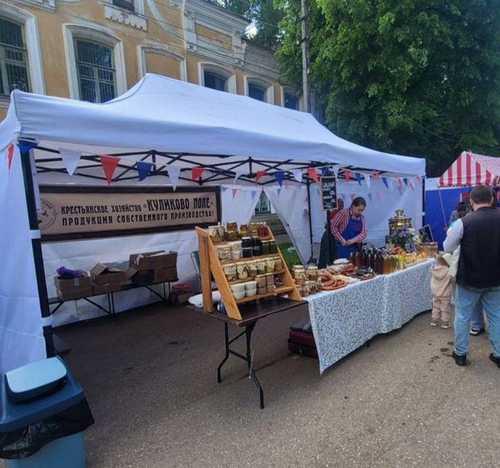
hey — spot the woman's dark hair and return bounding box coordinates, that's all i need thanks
[470,185,494,205]
[352,197,366,208]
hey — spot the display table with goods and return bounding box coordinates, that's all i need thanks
[49,251,178,316]
[292,210,436,373]
[196,222,304,409]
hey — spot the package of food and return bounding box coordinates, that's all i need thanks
[54,273,92,300]
[129,251,177,271]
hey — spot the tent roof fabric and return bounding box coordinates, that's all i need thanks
[0,73,425,175]
[439,151,500,187]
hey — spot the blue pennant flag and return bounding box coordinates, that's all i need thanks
[355,172,363,186]
[137,161,153,181]
[403,177,409,186]
[382,177,389,189]
[18,140,37,154]
[321,167,331,176]
[275,171,285,187]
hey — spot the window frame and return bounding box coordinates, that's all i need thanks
[245,76,274,104]
[74,38,116,103]
[63,23,127,102]
[283,88,299,110]
[0,3,45,103]
[0,16,31,96]
[198,62,236,94]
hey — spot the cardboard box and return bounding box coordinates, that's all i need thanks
[90,263,134,286]
[55,274,92,301]
[153,267,178,283]
[92,283,124,296]
[129,251,177,271]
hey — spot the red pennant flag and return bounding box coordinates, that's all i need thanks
[256,170,267,182]
[343,169,353,181]
[416,175,422,183]
[192,167,204,181]
[100,155,120,185]
[6,143,14,170]
[307,167,320,183]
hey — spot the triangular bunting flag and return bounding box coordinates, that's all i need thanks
[233,167,245,182]
[307,167,320,183]
[275,171,285,187]
[372,171,381,180]
[59,148,81,176]
[382,177,389,189]
[167,166,180,190]
[6,144,15,171]
[321,167,330,176]
[292,169,303,183]
[100,155,120,185]
[403,178,409,186]
[137,161,153,181]
[343,169,352,181]
[277,187,282,198]
[18,140,37,154]
[416,175,422,183]
[192,167,204,182]
[355,172,363,186]
[256,170,267,182]
[365,173,371,189]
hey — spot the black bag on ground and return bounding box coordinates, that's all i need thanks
[0,398,94,459]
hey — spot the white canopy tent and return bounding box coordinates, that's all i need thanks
[0,73,425,373]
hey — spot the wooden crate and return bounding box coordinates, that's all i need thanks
[196,226,301,320]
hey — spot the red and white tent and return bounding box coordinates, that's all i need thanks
[439,151,500,187]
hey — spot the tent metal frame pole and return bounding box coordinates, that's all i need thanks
[20,140,53,357]
[306,175,315,263]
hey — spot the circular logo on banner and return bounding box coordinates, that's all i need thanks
[39,199,57,232]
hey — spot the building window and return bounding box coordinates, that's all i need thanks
[204,70,226,91]
[75,39,116,103]
[0,17,30,95]
[113,0,135,12]
[248,82,266,101]
[284,91,298,110]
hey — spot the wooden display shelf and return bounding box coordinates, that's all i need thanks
[236,286,295,304]
[196,226,301,320]
[227,270,286,285]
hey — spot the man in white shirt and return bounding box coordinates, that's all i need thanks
[443,185,500,367]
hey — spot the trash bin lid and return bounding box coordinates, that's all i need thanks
[6,357,67,403]
[0,358,85,433]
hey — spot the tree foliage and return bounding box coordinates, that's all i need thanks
[277,0,500,175]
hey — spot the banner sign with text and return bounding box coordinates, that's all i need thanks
[39,185,221,241]
[320,175,338,211]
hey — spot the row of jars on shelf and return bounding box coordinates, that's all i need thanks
[350,250,424,274]
[230,275,284,299]
[208,222,272,243]
[223,256,284,282]
[216,237,278,262]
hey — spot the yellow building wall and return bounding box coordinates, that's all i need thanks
[144,52,182,79]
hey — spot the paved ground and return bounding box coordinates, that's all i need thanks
[53,303,500,467]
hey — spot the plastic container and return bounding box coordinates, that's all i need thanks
[0,357,93,468]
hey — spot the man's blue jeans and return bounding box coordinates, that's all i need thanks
[455,284,500,357]
[471,303,485,330]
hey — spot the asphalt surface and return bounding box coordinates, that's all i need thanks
[42,304,500,466]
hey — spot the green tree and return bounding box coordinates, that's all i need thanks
[277,0,500,175]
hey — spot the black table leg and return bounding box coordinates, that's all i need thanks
[246,322,264,409]
[217,322,230,383]
[216,321,265,409]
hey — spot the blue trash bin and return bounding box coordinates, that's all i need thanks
[0,357,93,468]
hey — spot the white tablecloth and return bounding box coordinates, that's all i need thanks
[306,260,433,373]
